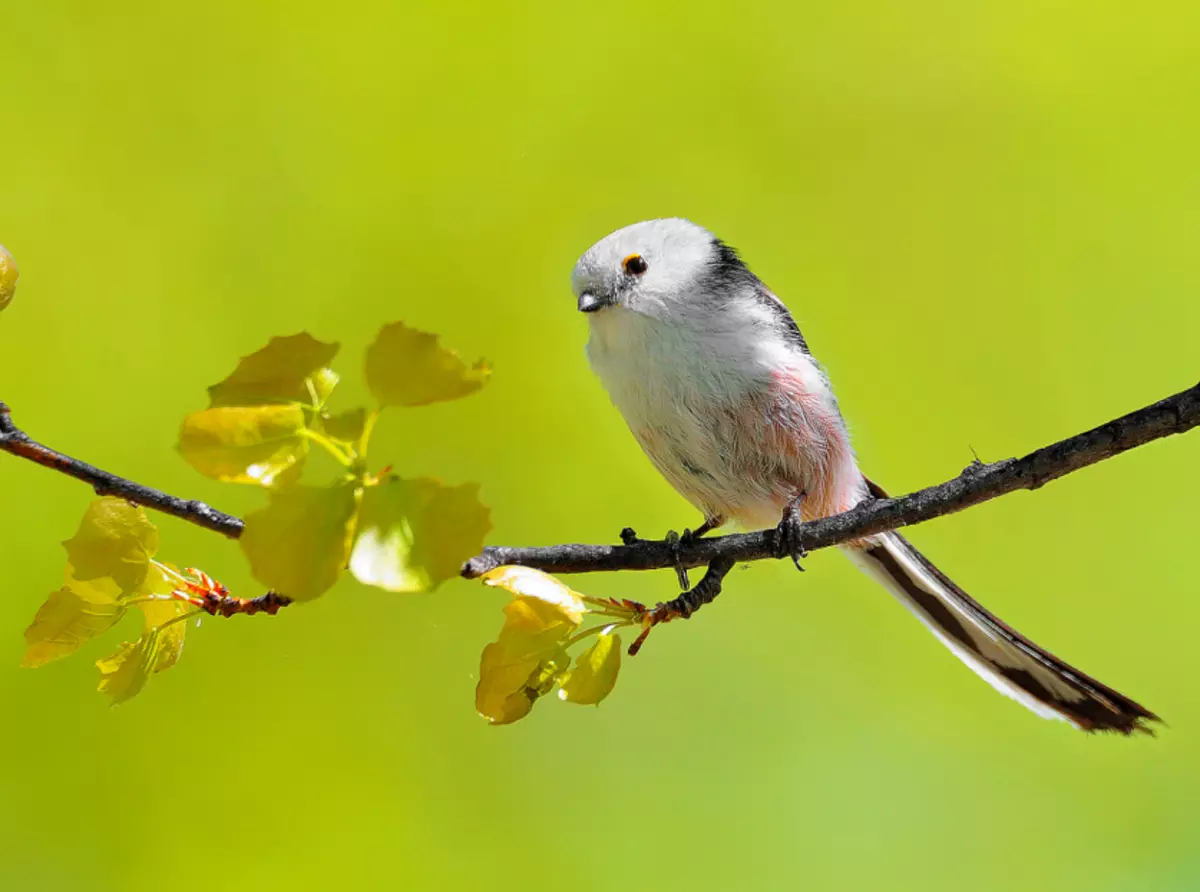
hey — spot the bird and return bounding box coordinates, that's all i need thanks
[571,217,1158,734]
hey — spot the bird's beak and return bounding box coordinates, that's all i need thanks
[577,291,611,313]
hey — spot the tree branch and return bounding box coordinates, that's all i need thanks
[462,380,1200,578]
[4,382,1198,583]
[0,401,244,538]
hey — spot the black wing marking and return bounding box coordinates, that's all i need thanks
[709,238,810,354]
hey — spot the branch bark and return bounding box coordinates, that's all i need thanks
[0,401,244,538]
[3,382,1198,580]
[461,380,1200,578]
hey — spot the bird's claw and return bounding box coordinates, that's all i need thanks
[620,518,720,591]
[775,495,807,571]
[665,529,691,590]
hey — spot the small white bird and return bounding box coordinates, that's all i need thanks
[572,217,1157,734]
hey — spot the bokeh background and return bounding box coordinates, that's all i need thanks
[2,2,1199,890]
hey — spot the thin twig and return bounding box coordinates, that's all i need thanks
[0,401,244,538]
[462,380,1200,577]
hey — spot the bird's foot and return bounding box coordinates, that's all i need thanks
[665,529,691,591]
[618,516,723,591]
[774,493,807,571]
[628,555,736,656]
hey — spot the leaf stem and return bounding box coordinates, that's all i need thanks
[358,408,381,459]
[124,594,188,607]
[154,609,205,631]
[299,428,354,466]
[563,621,632,649]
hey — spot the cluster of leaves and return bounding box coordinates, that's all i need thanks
[23,499,198,703]
[178,324,493,600]
[475,566,649,725]
[14,313,659,720]
[21,323,495,705]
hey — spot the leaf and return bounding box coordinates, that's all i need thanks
[22,571,126,668]
[322,408,367,444]
[475,643,569,726]
[0,243,17,311]
[481,566,586,624]
[178,404,308,487]
[241,483,360,600]
[348,476,491,593]
[206,332,340,408]
[364,321,490,408]
[62,498,158,594]
[559,632,622,705]
[135,564,190,672]
[475,642,539,725]
[96,632,162,705]
[136,602,188,673]
[311,368,339,409]
[498,596,583,659]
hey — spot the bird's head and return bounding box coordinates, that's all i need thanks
[570,218,751,320]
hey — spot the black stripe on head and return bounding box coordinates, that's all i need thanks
[709,238,810,354]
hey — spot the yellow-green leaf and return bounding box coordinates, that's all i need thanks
[559,632,621,705]
[22,572,126,668]
[481,566,586,624]
[498,596,581,659]
[475,643,569,726]
[322,408,367,444]
[241,483,360,600]
[348,476,490,593]
[0,243,18,311]
[133,562,191,672]
[207,332,340,408]
[96,631,161,704]
[178,404,308,486]
[62,498,158,594]
[311,368,339,409]
[136,600,189,673]
[364,321,491,408]
[475,642,538,725]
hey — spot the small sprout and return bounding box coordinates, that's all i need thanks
[24,500,291,704]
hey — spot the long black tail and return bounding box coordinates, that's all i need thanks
[842,531,1159,734]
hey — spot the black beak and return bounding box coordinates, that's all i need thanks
[577,292,610,313]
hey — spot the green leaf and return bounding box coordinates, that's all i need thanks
[241,483,361,600]
[62,498,158,595]
[135,563,191,671]
[348,476,491,593]
[364,321,490,408]
[0,243,17,311]
[178,404,308,487]
[475,642,539,725]
[321,407,367,444]
[475,643,570,726]
[96,631,162,705]
[481,566,587,624]
[311,368,340,409]
[136,599,189,673]
[559,632,621,706]
[206,332,340,408]
[22,571,126,668]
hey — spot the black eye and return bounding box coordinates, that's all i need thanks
[622,253,648,275]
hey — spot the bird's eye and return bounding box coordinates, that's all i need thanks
[622,253,649,276]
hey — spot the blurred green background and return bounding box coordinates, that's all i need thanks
[2,2,1199,889]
